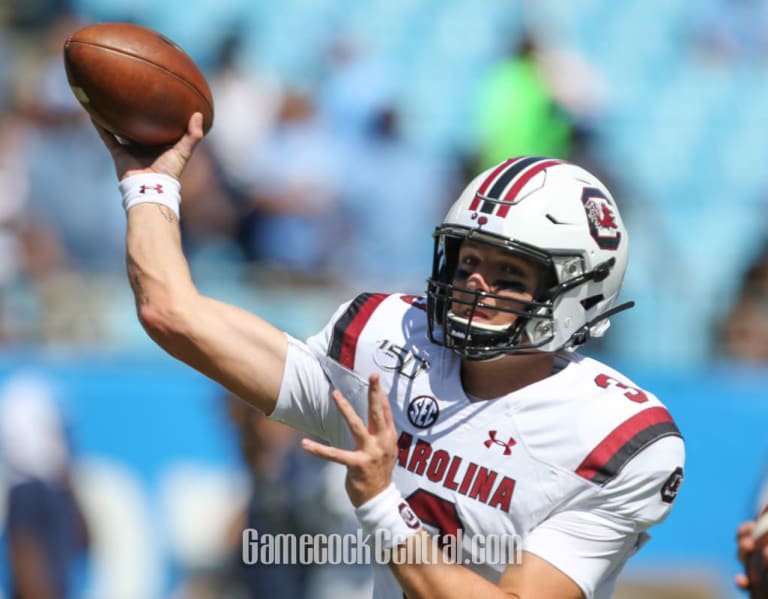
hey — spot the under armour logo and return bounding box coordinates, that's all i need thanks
[484,431,516,456]
[139,184,164,194]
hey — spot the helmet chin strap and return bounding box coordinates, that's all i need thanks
[446,312,512,333]
[445,309,535,360]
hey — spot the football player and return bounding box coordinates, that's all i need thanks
[93,113,685,599]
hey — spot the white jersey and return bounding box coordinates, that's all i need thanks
[272,293,685,599]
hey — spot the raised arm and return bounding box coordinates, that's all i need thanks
[95,113,287,414]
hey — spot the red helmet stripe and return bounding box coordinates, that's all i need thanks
[496,159,564,218]
[468,158,518,211]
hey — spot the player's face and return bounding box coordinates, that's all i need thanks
[450,241,540,327]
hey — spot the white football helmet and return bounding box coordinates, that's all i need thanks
[426,156,632,360]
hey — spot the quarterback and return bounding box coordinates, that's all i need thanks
[94,113,685,599]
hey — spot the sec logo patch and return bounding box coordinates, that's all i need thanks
[407,395,439,428]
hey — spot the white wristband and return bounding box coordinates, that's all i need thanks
[355,483,422,549]
[119,173,181,218]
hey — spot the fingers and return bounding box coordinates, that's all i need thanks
[367,374,386,431]
[379,380,395,430]
[169,112,204,167]
[91,119,121,152]
[332,389,370,442]
[302,438,359,466]
[188,111,204,138]
[735,572,749,589]
[738,521,756,539]
[738,521,757,564]
[367,373,395,433]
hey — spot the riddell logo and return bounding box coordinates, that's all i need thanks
[139,184,164,194]
[484,431,516,456]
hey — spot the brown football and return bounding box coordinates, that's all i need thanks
[63,22,214,146]
[749,510,768,599]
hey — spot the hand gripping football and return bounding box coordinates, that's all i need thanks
[63,22,214,146]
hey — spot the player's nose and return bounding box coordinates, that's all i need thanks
[465,271,491,292]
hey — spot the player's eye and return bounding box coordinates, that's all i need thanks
[493,280,527,293]
[454,268,471,281]
[501,263,524,276]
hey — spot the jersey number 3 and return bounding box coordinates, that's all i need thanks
[594,373,647,403]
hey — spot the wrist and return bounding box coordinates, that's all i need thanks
[354,483,423,549]
[119,172,181,217]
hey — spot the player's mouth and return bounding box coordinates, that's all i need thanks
[465,307,491,320]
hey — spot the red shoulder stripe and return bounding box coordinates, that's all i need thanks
[328,293,389,369]
[576,406,681,485]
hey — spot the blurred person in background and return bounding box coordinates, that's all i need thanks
[9,13,127,343]
[90,109,685,598]
[473,32,574,170]
[227,393,374,599]
[221,393,326,599]
[0,108,30,342]
[691,0,768,64]
[332,104,460,293]
[236,88,343,280]
[715,243,768,362]
[171,391,372,599]
[0,372,89,599]
[735,501,768,595]
[16,13,125,274]
[316,32,396,146]
[205,27,284,196]
[175,145,242,267]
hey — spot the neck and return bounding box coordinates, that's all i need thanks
[461,351,556,400]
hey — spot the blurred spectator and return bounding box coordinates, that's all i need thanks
[691,0,768,64]
[232,395,328,598]
[0,14,130,343]
[473,32,573,170]
[238,89,343,279]
[316,33,396,144]
[0,111,30,341]
[4,0,72,32]
[332,105,460,293]
[0,372,89,599]
[177,145,242,265]
[206,27,284,194]
[534,41,611,137]
[716,242,768,362]
[17,14,125,275]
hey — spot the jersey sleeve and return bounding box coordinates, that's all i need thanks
[271,294,398,448]
[523,435,685,599]
[270,333,371,449]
